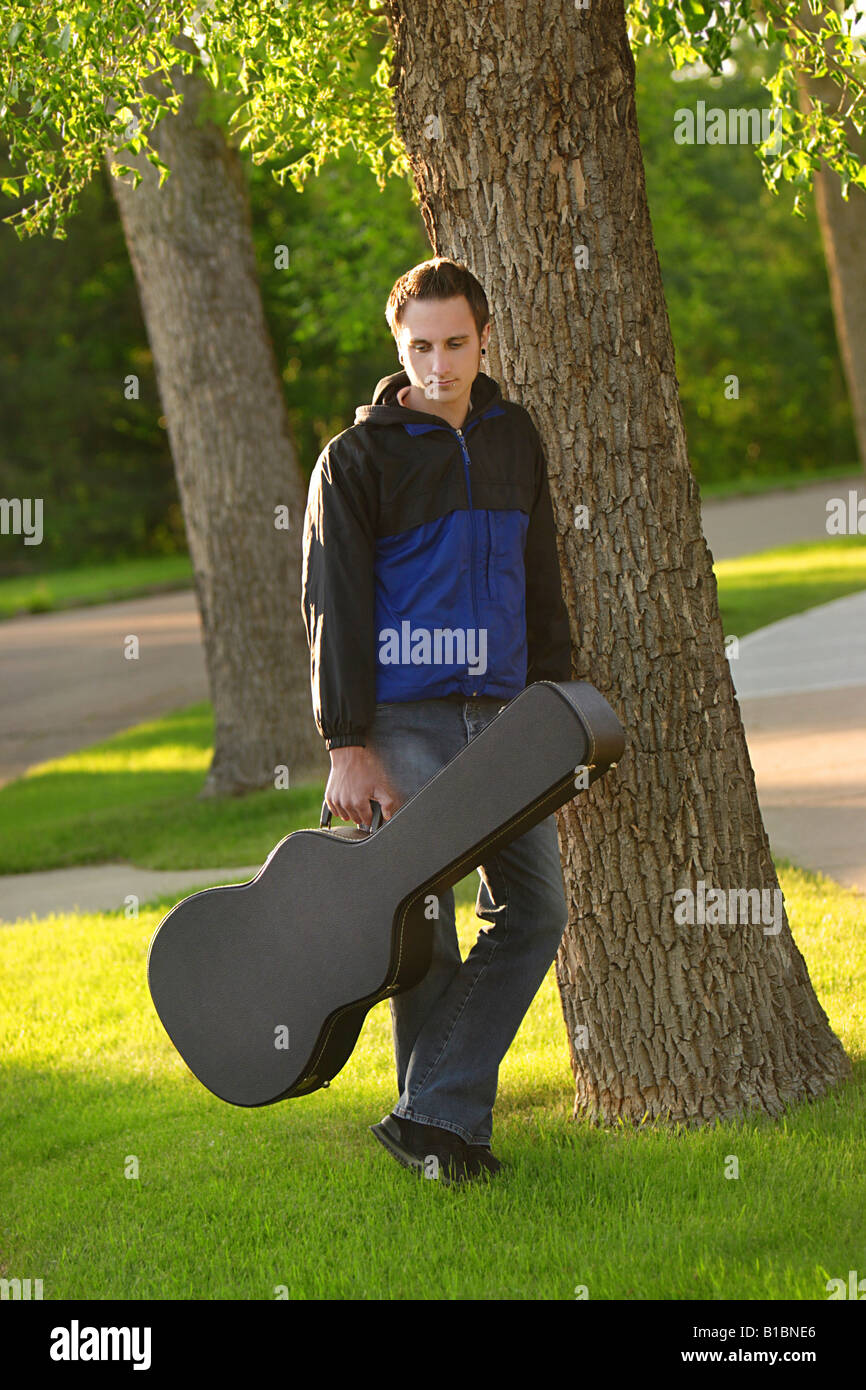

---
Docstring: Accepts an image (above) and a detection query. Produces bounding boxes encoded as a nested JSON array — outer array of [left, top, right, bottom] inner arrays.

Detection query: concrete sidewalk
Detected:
[[0, 859, 264, 926], [732, 590, 866, 895], [732, 589, 866, 698]]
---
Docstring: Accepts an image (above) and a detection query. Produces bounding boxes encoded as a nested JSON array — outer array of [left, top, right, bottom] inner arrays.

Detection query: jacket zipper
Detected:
[[454, 426, 481, 697]]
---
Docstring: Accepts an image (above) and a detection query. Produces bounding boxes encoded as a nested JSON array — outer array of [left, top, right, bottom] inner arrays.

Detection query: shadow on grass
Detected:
[[3, 1053, 865, 1299]]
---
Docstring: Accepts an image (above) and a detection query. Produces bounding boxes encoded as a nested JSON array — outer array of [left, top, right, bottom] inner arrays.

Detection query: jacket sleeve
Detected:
[[524, 427, 573, 685], [300, 439, 378, 750]]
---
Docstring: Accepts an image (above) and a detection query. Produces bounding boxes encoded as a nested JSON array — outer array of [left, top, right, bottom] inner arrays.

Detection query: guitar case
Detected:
[[147, 680, 624, 1107]]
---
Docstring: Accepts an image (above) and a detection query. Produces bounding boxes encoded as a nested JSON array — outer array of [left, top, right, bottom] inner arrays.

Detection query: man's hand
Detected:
[[325, 745, 402, 827]]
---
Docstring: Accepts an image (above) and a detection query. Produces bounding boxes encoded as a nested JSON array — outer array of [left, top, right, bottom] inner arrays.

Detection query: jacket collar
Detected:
[[353, 369, 504, 432]]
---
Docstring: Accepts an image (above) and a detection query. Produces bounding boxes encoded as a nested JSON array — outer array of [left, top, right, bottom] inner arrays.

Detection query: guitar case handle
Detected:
[[319, 797, 384, 834]]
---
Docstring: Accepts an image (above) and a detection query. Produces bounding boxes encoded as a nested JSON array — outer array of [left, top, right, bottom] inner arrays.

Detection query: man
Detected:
[[301, 257, 572, 1186]]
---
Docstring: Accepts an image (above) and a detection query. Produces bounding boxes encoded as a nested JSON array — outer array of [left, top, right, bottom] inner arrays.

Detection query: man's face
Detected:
[[397, 295, 490, 403]]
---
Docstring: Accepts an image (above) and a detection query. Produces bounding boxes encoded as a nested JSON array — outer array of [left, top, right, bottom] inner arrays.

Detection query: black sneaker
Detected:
[[465, 1145, 503, 1175], [370, 1113, 486, 1187]]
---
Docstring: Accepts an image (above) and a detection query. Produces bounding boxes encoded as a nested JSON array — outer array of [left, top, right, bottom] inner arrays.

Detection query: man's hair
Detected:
[[385, 257, 489, 341]]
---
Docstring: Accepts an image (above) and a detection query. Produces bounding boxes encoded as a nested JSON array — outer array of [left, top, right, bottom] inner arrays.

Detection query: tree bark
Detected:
[[384, 0, 851, 1124], [106, 63, 326, 796], [791, 0, 866, 472]]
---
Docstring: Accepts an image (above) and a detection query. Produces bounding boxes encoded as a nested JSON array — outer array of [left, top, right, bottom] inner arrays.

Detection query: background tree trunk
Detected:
[[107, 63, 326, 796], [384, 0, 851, 1124], [791, 0, 866, 472]]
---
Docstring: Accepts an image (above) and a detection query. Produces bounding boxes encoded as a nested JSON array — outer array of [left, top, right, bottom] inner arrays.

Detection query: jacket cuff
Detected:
[[325, 734, 367, 750]]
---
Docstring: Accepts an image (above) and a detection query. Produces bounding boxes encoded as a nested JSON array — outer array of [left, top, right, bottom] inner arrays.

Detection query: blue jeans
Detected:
[[365, 695, 569, 1148]]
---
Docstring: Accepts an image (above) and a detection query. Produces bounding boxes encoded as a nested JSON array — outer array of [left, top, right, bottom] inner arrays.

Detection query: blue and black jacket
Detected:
[[301, 369, 572, 750]]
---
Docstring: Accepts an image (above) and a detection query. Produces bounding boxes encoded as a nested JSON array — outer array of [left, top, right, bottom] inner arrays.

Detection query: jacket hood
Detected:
[[353, 369, 503, 429]]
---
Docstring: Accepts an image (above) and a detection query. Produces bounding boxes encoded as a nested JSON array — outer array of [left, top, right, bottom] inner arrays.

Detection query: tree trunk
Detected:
[[791, 0, 866, 472], [384, 0, 851, 1124], [106, 63, 326, 796]]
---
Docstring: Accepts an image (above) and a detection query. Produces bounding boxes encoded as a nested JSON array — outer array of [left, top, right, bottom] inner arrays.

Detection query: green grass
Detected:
[[714, 535, 866, 638], [0, 555, 194, 621], [1, 537, 865, 876], [0, 859, 861, 1300], [0, 704, 323, 875], [2, 533, 863, 1299], [698, 463, 861, 500]]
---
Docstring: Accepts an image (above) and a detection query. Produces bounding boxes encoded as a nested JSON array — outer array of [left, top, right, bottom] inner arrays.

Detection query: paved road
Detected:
[[0, 591, 207, 787], [699, 473, 863, 563]]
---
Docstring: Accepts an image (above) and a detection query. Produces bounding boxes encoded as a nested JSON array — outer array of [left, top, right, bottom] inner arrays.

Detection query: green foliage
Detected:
[[627, 2, 866, 215], [636, 33, 858, 482], [0, 5, 420, 570], [0, 0, 407, 240], [0, 142, 185, 574], [249, 140, 428, 473], [0, 6, 861, 572], [1, 3, 864, 240]]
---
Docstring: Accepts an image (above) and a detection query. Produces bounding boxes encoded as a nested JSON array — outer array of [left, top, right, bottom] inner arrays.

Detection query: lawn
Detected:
[[713, 535, 866, 638], [0, 860, 862, 1300], [2, 532, 864, 1300], [0, 703, 322, 874], [0, 555, 194, 621]]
